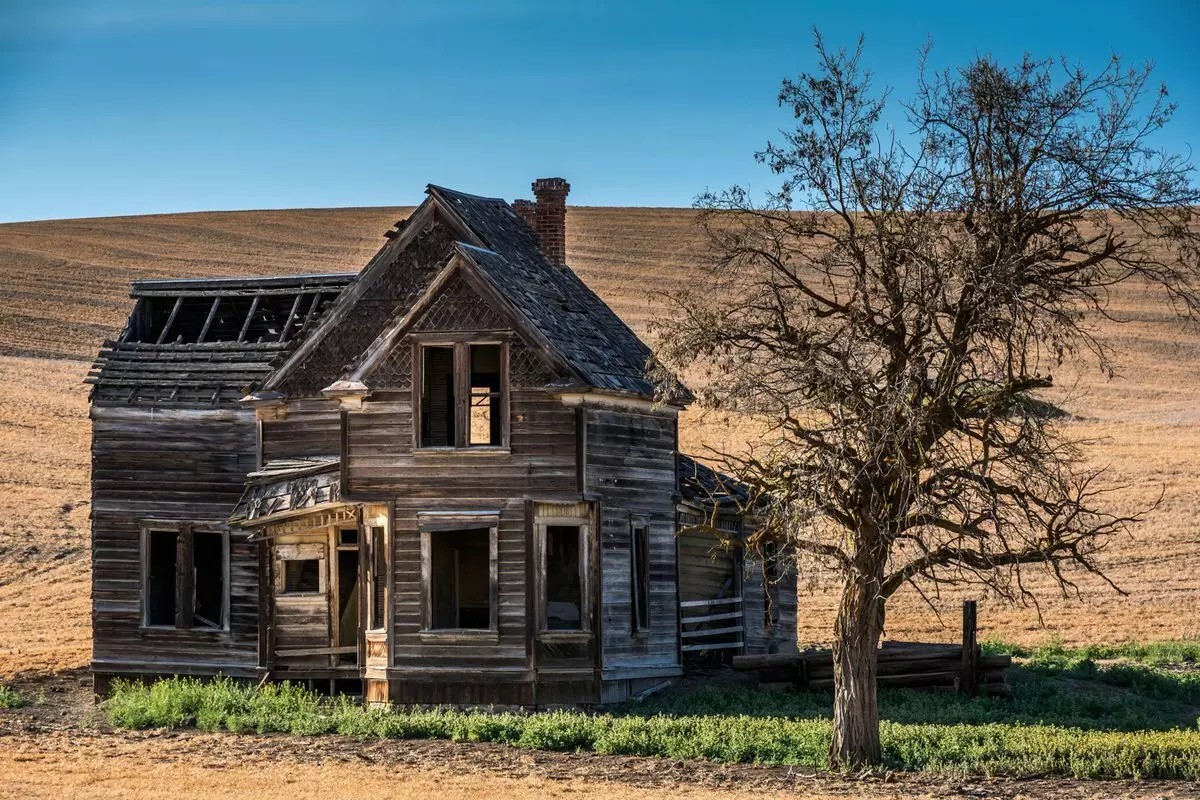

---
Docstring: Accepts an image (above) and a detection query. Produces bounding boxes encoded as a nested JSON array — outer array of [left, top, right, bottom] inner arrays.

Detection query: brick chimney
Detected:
[[529, 177, 570, 267], [511, 198, 537, 231]]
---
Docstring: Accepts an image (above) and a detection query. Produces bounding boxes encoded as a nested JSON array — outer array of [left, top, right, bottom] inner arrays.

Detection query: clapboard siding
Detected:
[[343, 334, 581, 675], [261, 398, 341, 461], [585, 408, 680, 674], [91, 406, 260, 674], [741, 517, 799, 655], [677, 530, 738, 603]]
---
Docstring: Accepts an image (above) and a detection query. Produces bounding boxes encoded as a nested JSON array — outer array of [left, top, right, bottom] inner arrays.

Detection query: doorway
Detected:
[[335, 528, 360, 666]]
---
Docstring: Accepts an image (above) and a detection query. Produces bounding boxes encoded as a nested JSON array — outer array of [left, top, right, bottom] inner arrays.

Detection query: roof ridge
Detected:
[[426, 184, 508, 203]]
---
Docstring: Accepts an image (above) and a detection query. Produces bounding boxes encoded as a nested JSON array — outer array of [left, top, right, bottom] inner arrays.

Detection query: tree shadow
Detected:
[[629, 661, 1200, 733]]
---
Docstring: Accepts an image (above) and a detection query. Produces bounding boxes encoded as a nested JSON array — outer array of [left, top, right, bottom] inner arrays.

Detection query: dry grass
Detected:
[[0, 205, 1197, 685]]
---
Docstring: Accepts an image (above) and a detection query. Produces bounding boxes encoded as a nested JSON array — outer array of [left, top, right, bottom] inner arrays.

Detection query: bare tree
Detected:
[[651, 33, 1200, 767]]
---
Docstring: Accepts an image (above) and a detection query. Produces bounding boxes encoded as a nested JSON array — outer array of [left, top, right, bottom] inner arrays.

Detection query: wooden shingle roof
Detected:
[[89, 273, 355, 406], [428, 185, 686, 401]]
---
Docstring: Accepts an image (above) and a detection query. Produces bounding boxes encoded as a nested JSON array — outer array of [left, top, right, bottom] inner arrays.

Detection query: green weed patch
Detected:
[[105, 674, 1200, 780]]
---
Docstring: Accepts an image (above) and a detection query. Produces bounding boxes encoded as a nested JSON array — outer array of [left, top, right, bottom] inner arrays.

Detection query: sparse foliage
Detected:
[[652, 31, 1200, 767]]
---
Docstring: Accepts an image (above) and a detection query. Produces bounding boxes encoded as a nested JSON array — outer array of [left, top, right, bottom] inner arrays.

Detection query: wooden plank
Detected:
[[237, 295, 261, 343], [961, 599, 978, 697], [682, 641, 743, 653], [196, 297, 221, 344], [679, 596, 743, 609], [679, 610, 743, 624], [155, 296, 183, 345], [680, 624, 744, 639]]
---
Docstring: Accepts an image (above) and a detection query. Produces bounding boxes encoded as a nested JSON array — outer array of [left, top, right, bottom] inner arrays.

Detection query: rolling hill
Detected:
[[1, 205, 1198, 678]]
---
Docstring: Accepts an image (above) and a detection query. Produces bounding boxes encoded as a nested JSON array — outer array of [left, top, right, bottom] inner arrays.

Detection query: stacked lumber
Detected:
[[731, 602, 1013, 697]]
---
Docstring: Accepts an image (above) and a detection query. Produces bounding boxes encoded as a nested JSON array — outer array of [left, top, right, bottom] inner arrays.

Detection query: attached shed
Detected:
[[676, 454, 798, 660]]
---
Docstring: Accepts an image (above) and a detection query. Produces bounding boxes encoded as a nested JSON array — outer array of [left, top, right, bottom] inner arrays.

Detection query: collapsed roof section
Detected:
[[88, 272, 355, 406]]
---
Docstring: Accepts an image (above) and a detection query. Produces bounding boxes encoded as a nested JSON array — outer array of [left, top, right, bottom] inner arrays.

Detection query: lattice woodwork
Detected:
[[410, 273, 508, 333], [510, 338, 556, 387], [280, 220, 454, 397], [372, 340, 412, 390]]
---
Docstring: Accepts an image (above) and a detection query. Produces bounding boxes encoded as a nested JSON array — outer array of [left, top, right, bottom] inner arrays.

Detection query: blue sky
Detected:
[[1, 0, 1197, 222]]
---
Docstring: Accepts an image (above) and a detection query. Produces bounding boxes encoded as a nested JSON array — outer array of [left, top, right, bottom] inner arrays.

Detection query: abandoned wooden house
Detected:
[[88, 178, 798, 706]]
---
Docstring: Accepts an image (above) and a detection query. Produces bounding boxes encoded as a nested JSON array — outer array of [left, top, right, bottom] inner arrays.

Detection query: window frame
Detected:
[[366, 523, 389, 632], [139, 520, 231, 633], [630, 518, 651, 634], [417, 513, 500, 641], [412, 336, 510, 452], [535, 516, 590, 636], [274, 542, 327, 598]]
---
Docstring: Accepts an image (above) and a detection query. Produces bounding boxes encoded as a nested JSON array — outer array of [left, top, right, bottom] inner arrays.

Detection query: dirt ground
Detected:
[[2, 671, 1198, 800]]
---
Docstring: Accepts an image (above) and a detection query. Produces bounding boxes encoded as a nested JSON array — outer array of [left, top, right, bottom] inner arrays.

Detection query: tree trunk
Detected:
[[829, 568, 885, 769]]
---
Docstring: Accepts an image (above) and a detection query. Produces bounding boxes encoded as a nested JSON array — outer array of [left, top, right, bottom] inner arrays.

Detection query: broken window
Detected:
[[468, 344, 502, 446], [428, 528, 491, 630], [544, 525, 583, 630], [420, 346, 456, 447], [418, 343, 507, 449], [146, 530, 178, 626], [282, 559, 322, 594], [143, 525, 228, 630], [630, 523, 650, 632], [191, 531, 225, 629]]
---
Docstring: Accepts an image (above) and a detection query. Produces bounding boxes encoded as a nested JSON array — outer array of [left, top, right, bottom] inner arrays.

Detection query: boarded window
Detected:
[[429, 528, 490, 629], [631, 524, 650, 632], [545, 525, 582, 630], [192, 531, 225, 629], [468, 344, 502, 446], [369, 526, 387, 630], [146, 530, 178, 626], [283, 559, 321, 594], [420, 346, 456, 446]]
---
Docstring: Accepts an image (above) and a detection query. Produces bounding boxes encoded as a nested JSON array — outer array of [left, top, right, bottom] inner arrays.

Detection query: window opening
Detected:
[[282, 559, 321, 594], [369, 526, 387, 630], [631, 524, 650, 632], [429, 528, 490, 629], [146, 530, 178, 626], [468, 344, 502, 446], [420, 346, 456, 446], [545, 525, 582, 630], [191, 531, 225, 629]]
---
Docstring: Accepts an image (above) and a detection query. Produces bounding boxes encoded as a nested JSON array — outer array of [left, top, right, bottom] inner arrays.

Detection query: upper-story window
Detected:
[[418, 342, 508, 449]]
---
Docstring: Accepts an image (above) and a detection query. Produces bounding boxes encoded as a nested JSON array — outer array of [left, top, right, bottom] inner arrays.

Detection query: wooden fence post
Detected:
[[961, 600, 978, 697]]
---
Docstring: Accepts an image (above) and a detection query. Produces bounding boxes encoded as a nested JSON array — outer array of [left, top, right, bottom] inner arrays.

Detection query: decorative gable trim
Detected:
[[259, 192, 481, 393], [349, 246, 579, 387]]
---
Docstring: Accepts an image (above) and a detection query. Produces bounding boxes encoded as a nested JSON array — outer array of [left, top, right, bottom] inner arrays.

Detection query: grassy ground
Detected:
[[102, 647, 1200, 780], [0, 684, 23, 709]]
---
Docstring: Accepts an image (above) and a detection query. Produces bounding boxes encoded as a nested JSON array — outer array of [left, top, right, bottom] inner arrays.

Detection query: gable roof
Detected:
[[351, 185, 686, 401]]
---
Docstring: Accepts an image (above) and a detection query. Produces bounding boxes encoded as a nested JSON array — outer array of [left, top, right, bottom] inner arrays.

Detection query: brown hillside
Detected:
[[1, 206, 1198, 678]]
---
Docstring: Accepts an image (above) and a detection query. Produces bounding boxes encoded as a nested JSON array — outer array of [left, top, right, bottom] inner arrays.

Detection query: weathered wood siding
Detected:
[[586, 408, 681, 679], [344, 330, 580, 684], [677, 529, 738, 603], [91, 406, 260, 676], [260, 398, 341, 461], [742, 525, 799, 655]]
